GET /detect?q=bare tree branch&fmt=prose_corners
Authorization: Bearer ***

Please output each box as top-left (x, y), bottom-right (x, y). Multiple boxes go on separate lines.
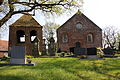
top-left (103, 26), bottom-right (119, 49)
top-left (0, 0), bottom-right (82, 26)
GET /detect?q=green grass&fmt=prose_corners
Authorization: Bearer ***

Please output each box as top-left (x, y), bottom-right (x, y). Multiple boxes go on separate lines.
top-left (0, 58), bottom-right (120, 80)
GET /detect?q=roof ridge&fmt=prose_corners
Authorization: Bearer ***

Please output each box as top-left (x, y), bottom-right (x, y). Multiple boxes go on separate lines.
top-left (10, 14), bottom-right (41, 26)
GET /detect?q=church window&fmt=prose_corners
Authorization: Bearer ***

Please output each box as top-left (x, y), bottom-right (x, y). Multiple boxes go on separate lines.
top-left (62, 34), bottom-right (68, 43)
top-left (87, 34), bottom-right (93, 43)
top-left (76, 23), bottom-right (82, 29)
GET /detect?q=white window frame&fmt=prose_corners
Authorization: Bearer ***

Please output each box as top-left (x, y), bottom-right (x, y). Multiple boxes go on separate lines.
top-left (87, 34), bottom-right (93, 43)
top-left (62, 34), bottom-right (68, 43)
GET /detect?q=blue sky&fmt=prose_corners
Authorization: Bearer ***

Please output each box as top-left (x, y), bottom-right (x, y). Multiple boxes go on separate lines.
top-left (0, 0), bottom-right (120, 40)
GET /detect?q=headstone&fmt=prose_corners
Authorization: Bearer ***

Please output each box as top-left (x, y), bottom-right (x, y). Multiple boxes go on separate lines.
top-left (42, 39), bottom-right (47, 55)
top-left (74, 42), bottom-right (87, 55)
top-left (102, 48), bottom-right (115, 57)
top-left (10, 46), bottom-right (25, 64)
top-left (87, 48), bottom-right (99, 59)
top-left (57, 48), bottom-right (61, 53)
top-left (103, 48), bottom-right (114, 55)
top-left (32, 38), bottom-right (40, 57)
top-left (87, 48), bottom-right (97, 55)
top-left (48, 37), bottom-right (56, 56)
top-left (69, 47), bottom-right (75, 53)
top-left (74, 48), bottom-right (87, 55)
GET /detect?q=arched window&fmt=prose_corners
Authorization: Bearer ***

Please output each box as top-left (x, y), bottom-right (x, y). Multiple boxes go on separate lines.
top-left (62, 34), bottom-right (68, 43)
top-left (16, 30), bottom-right (25, 43)
top-left (87, 34), bottom-right (93, 43)
top-left (30, 30), bottom-right (37, 43)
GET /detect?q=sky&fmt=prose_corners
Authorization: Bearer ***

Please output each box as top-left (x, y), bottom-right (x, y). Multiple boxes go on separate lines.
top-left (0, 0), bottom-right (120, 40)
top-left (83, 0), bottom-right (120, 29)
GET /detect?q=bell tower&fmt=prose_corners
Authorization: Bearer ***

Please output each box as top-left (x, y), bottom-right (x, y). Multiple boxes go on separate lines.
top-left (9, 14), bottom-right (43, 56)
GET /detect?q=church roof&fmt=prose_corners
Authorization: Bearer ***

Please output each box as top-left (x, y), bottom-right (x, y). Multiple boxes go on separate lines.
top-left (10, 14), bottom-right (41, 27)
top-left (57, 10), bottom-right (102, 31)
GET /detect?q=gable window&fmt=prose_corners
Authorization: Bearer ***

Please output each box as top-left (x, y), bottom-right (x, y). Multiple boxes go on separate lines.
top-left (76, 23), bottom-right (82, 29)
top-left (87, 34), bottom-right (93, 43)
top-left (62, 34), bottom-right (68, 43)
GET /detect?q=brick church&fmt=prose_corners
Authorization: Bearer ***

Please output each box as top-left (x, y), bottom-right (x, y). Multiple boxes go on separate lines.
top-left (57, 11), bottom-right (102, 52)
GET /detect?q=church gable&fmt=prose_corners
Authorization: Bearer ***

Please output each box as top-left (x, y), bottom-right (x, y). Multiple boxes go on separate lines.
top-left (10, 14), bottom-right (41, 27)
top-left (57, 12), bottom-right (102, 32)
top-left (57, 11), bottom-right (102, 52)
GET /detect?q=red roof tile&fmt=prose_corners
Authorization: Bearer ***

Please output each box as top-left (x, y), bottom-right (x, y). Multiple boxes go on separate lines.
top-left (0, 40), bottom-right (8, 51)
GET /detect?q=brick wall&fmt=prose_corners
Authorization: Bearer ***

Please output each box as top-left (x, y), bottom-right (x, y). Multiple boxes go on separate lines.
top-left (57, 13), bottom-right (102, 52)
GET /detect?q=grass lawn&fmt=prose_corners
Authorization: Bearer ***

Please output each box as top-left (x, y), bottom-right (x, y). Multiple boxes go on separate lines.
top-left (0, 58), bottom-right (120, 80)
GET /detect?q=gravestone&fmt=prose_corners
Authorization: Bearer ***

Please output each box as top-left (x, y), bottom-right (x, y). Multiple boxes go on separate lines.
top-left (10, 46), bottom-right (25, 64)
top-left (74, 48), bottom-right (87, 55)
top-left (57, 48), bottom-right (61, 53)
top-left (103, 48), bottom-right (114, 55)
top-left (74, 42), bottom-right (87, 55)
top-left (87, 48), bottom-right (100, 59)
top-left (87, 48), bottom-right (97, 55)
top-left (69, 47), bottom-right (75, 53)
top-left (48, 37), bottom-right (56, 56)
top-left (102, 48), bottom-right (115, 57)
top-left (42, 39), bottom-right (47, 55)
top-left (32, 38), bottom-right (40, 57)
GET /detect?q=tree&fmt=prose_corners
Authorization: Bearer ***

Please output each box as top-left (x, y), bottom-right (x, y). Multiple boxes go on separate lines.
top-left (43, 22), bottom-right (60, 45)
top-left (0, 0), bottom-right (83, 27)
top-left (0, 25), bottom-right (8, 40)
top-left (116, 33), bottom-right (120, 50)
top-left (103, 26), bottom-right (119, 49)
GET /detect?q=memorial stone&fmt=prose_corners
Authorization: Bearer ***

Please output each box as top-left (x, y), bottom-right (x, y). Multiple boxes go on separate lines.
top-left (10, 46), bottom-right (25, 64)
top-left (74, 42), bottom-right (87, 55)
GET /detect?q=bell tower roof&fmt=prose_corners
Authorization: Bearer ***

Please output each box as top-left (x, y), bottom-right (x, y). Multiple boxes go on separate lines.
top-left (10, 14), bottom-right (41, 27)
